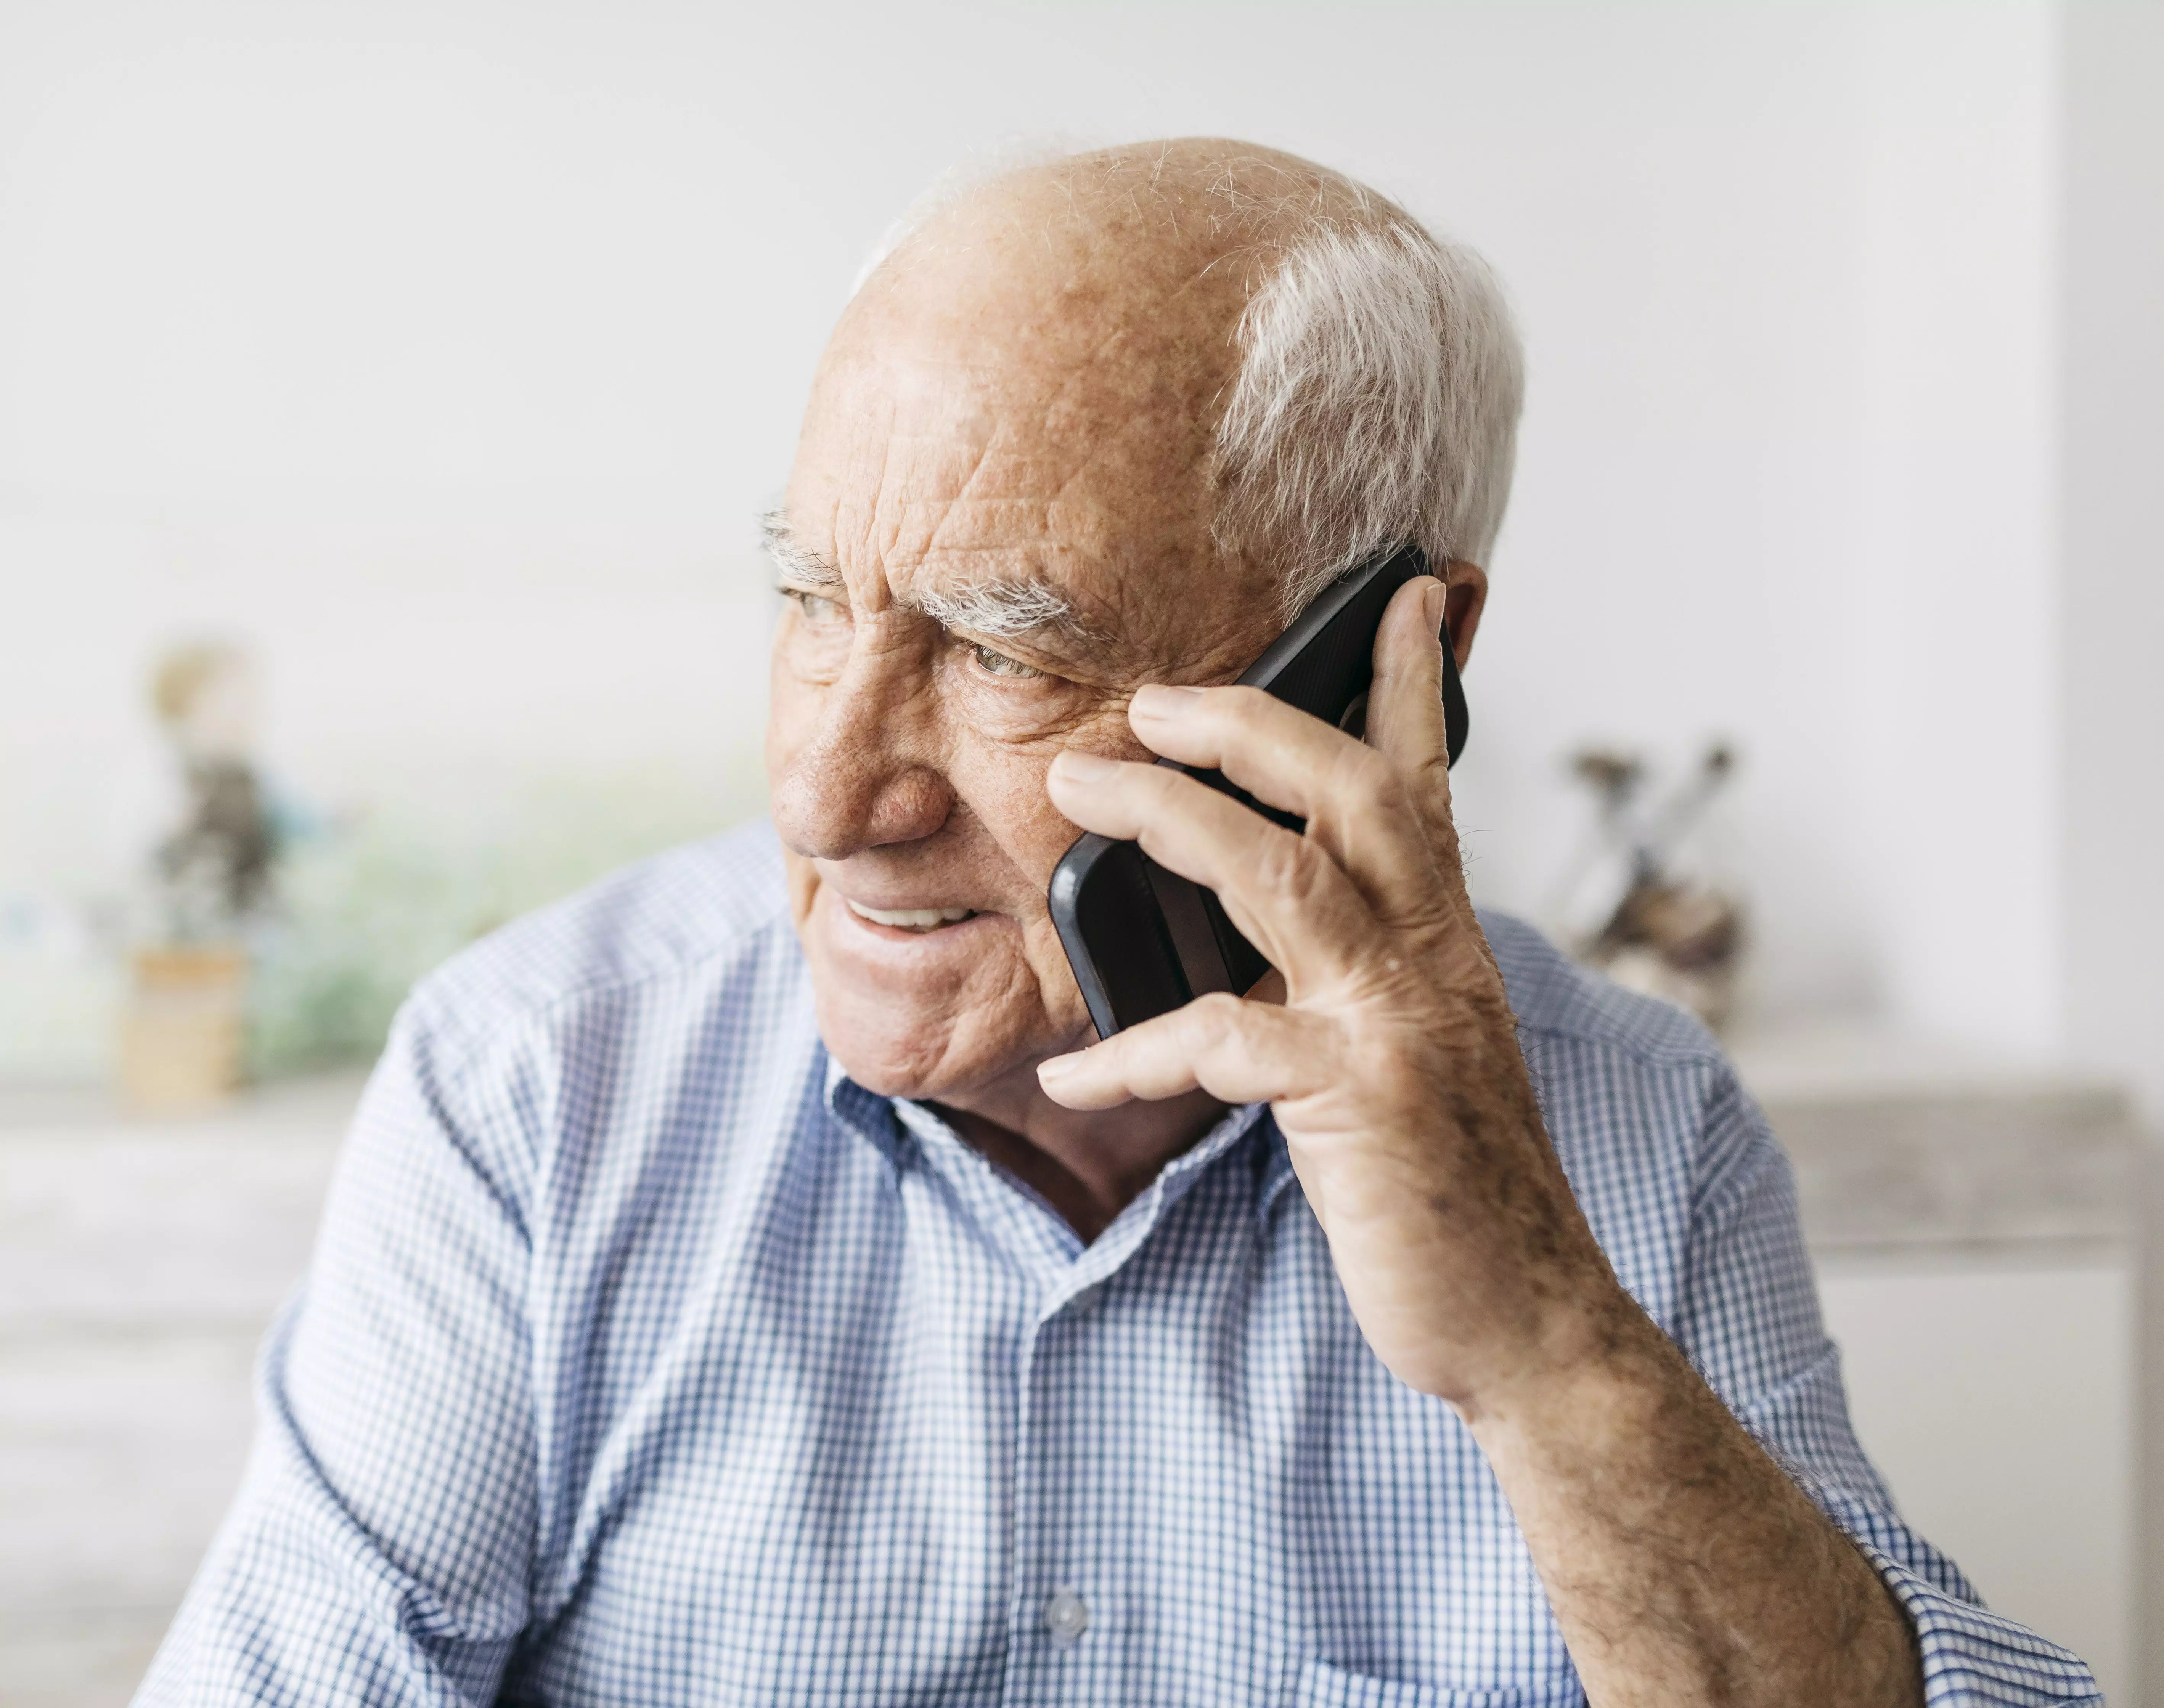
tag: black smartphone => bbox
[1047,544,1468,1039]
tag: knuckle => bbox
[1142,766,1189,809]
[1323,742,1404,826]
[1216,685,1275,723]
[1407,751,1455,811]
[1212,685,1300,752]
[1252,829,1329,902]
[1184,991,1248,1049]
[1332,740,1392,795]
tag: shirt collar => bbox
[820,1046,1297,1234]
[821,1048,909,1172]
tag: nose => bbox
[770,657,954,862]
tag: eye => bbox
[781,586,846,624]
[970,641,1046,680]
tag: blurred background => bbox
[2,1,2159,1702]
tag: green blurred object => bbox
[246,763,760,1077]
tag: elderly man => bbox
[142,141,2097,1706]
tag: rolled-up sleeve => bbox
[135,994,543,1706]
[1674,1064,2103,1706]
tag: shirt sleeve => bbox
[133,995,542,1707]
[1671,1063,2105,1707]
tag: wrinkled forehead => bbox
[784,212,1270,668]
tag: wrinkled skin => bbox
[1039,592,1597,1408]
[768,153,1314,1215]
[767,141,1922,1708]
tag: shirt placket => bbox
[885,1096,1270,1705]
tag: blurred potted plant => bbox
[1562,743,1743,1031]
[122,642,279,1112]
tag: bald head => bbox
[802,144,1300,628]
[865,138,1408,303]
[850,140,1418,560]
[859,140,1398,340]
[798,138,1522,624]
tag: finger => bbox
[1125,680,1438,927]
[1366,575,1467,889]
[1367,576,1453,797]
[1046,751,1375,986]
[1036,992,1328,1110]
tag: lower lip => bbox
[826,890,1005,950]
[841,904,989,941]
[811,886,1030,1006]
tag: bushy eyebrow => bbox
[760,509,1089,646]
[760,509,845,591]
[912,580,1086,642]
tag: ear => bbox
[1441,560,1489,672]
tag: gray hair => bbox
[857,143,1525,622]
[1216,216,1523,618]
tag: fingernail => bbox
[1423,578,1447,632]
[1038,1052,1081,1081]
[1052,750,1119,782]
[1131,683,1205,720]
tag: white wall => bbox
[1820,1252,2135,1702]
[1849,2,2062,1051]
[0,0,2107,1052]
[2056,14,2164,1693]
[2061,0,2164,1127]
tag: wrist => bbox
[1453,1283,1677,1446]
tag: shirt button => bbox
[1068,1285,1103,1316]
[1044,1586,1089,1647]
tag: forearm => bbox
[1467,1300,1921,1708]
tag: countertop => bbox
[1727,1021,2146,1256]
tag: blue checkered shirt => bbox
[139,823,2099,1706]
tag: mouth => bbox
[843,898,980,934]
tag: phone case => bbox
[1047,544,1468,1039]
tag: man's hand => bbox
[1039,575,1625,1410]
[1040,575,1923,1708]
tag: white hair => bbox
[854,143,1525,621]
[761,507,1089,640]
[913,579,1088,640]
[1215,217,1523,618]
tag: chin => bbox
[793,866,1092,1105]
[813,986,1040,1104]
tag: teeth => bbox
[846,900,977,932]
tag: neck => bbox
[932,1063,1227,1243]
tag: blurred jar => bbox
[120,945,248,1112]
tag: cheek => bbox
[782,849,819,931]
[1022,909,1094,1041]
[765,647,852,825]
[944,750,1099,1037]
[765,641,811,774]
[978,756,1078,886]
[948,738,1104,908]
[949,706,1149,886]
